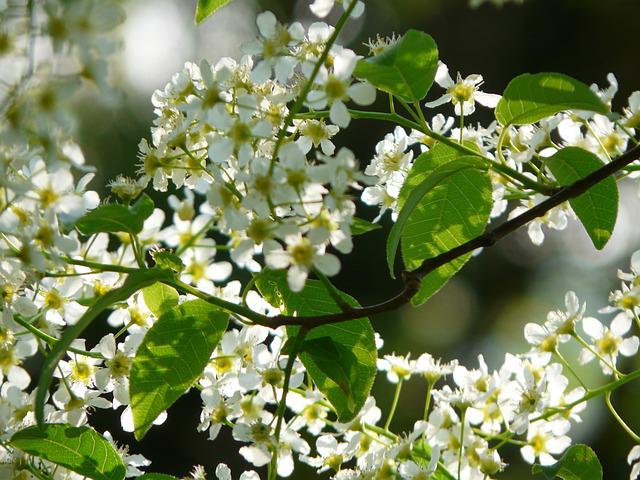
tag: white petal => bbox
[434,62,454,88]
[330,101,350,128]
[287,265,308,292]
[348,82,376,106]
[611,312,632,336]
[582,316,605,339]
[256,11,277,38]
[620,336,639,357]
[475,92,501,108]
[313,253,340,276]
[425,94,452,109]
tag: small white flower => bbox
[628,445,640,480]
[579,313,639,374]
[425,62,501,116]
[309,0,365,19]
[520,420,571,466]
[264,234,340,292]
[377,353,415,384]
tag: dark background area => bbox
[66,0,640,477]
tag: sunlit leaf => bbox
[255,269,377,422]
[11,424,125,480]
[195,0,236,24]
[354,29,438,102]
[546,147,618,249]
[74,194,155,236]
[496,72,607,126]
[142,282,179,318]
[130,299,229,440]
[532,444,602,480]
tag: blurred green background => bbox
[73,0,640,477]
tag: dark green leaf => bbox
[255,270,377,422]
[195,0,236,24]
[394,156,493,305]
[130,299,229,440]
[532,444,602,480]
[496,72,608,126]
[546,147,618,249]
[386,156,487,277]
[142,282,179,317]
[354,30,438,102]
[10,424,126,480]
[35,268,173,426]
[299,337,358,410]
[351,217,382,236]
[75,194,155,236]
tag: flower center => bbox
[289,239,314,267]
[448,82,475,104]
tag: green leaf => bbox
[10,424,126,480]
[393,156,493,305]
[142,282,179,317]
[35,268,173,426]
[130,299,229,440]
[255,270,377,422]
[75,194,155,236]
[151,250,185,273]
[495,72,608,126]
[354,29,438,103]
[386,156,487,276]
[351,217,382,236]
[546,147,618,249]
[532,444,602,480]
[195,0,236,24]
[299,337,359,410]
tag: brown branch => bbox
[265,143,640,329]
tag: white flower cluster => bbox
[183,259,640,479]
[359,66,640,246]
[137,7,381,292]
[1,0,640,478]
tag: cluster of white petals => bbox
[1,0,640,479]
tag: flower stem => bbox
[268,328,308,480]
[554,348,589,391]
[12,314,104,359]
[458,409,467,480]
[423,380,434,421]
[384,379,403,431]
[605,391,640,443]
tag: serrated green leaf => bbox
[393,156,492,305]
[195,0,236,24]
[300,337,358,410]
[255,269,377,422]
[386,156,488,277]
[398,142,483,196]
[354,29,438,102]
[35,268,173,426]
[10,424,125,480]
[74,194,155,236]
[130,299,229,440]
[532,444,602,480]
[496,72,608,126]
[546,147,618,249]
[142,282,179,317]
[351,217,382,236]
